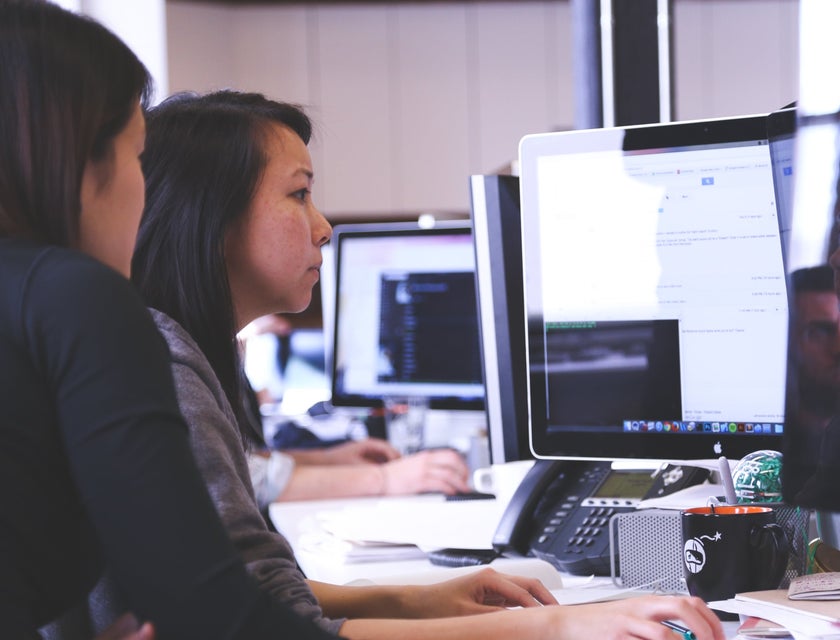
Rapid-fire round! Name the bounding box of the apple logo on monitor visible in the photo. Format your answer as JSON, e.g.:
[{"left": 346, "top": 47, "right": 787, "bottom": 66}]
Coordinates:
[{"left": 713, "top": 441, "right": 722, "bottom": 456}]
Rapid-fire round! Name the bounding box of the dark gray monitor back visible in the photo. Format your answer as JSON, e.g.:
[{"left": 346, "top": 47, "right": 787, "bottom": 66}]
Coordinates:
[{"left": 469, "top": 175, "right": 533, "bottom": 463}]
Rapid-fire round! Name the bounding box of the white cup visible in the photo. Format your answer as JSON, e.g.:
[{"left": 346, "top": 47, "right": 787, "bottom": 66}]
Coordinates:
[{"left": 472, "top": 460, "right": 535, "bottom": 505}]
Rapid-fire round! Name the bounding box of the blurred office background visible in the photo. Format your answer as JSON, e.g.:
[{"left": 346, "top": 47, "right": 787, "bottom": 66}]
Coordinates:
[
  {"left": 165, "top": 0, "right": 797, "bottom": 219},
  {"left": 56, "top": 0, "right": 797, "bottom": 221},
  {"left": 53, "top": 0, "right": 801, "bottom": 405}
]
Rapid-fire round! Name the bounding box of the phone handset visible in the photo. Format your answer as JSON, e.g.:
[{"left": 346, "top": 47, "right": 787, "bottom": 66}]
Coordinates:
[{"left": 492, "top": 459, "right": 591, "bottom": 556}]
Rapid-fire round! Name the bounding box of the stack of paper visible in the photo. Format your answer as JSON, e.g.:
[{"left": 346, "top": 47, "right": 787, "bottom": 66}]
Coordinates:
[
  {"left": 314, "top": 497, "right": 505, "bottom": 551},
  {"left": 788, "top": 573, "right": 840, "bottom": 601},
  {"left": 345, "top": 557, "right": 564, "bottom": 588},
  {"left": 292, "top": 496, "right": 506, "bottom": 564},
  {"left": 296, "top": 529, "right": 429, "bottom": 563},
  {"left": 709, "top": 588, "right": 840, "bottom": 639}
]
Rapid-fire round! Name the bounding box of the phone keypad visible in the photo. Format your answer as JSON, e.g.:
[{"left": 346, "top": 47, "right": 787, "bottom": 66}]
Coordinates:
[
  {"left": 528, "top": 462, "right": 638, "bottom": 575},
  {"left": 535, "top": 503, "right": 634, "bottom": 563},
  {"left": 567, "top": 506, "right": 616, "bottom": 546}
]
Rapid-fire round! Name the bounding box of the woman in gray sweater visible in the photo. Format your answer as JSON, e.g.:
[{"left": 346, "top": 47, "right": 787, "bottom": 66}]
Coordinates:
[{"left": 130, "top": 89, "right": 724, "bottom": 640}]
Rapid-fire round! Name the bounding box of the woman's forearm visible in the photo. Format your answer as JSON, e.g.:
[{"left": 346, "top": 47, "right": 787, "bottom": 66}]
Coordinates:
[
  {"left": 280, "top": 465, "right": 384, "bottom": 501},
  {"left": 337, "top": 607, "right": 549, "bottom": 640},
  {"left": 309, "top": 581, "right": 412, "bottom": 619},
  {"left": 326, "top": 590, "right": 726, "bottom": 640}
]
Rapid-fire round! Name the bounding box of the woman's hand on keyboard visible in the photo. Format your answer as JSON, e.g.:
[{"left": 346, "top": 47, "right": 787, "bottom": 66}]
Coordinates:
[{"left": 404, "top": 567, "right": 557, "bottom": 617}]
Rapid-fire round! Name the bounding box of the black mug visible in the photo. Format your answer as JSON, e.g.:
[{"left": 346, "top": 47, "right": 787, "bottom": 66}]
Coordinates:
[{"left": 681, "top": 505, "right": 788, "bottom": 604}]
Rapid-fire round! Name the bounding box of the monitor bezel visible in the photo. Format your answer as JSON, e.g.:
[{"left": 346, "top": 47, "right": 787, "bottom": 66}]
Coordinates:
[
  {"left": 469, "top": 174, "right": 533, "bottom": 463},
  {"left": 327, "top": 220, "right": 484, "bottom": 411},
  {"left": 520, "top": 113, "right": 788, "bottom": 462}
]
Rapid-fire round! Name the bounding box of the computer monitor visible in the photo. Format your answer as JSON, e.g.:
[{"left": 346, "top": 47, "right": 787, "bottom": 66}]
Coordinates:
[
  {"left": 519, "top": 113, "right": 788, "bottom": 462},
  {"left": 469, "top": 174, "right": 533, "bottom": 463},
  {"left": 779, "top": 104, "right": 840, "bottom": 513},
  {"left": 328, "top": 221, "right": 484, "bottom": 411},
  {"left": 320, "top": 240, "right": 336, "bottom": 390}
]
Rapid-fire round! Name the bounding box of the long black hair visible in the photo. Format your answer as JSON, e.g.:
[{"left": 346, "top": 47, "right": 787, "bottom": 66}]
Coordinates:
[
  {"left": 0, "top": 0, "right": 152, "bottom": 245},
  {"left": 132, "top": 90, "right": 313, "bottom": 431}
]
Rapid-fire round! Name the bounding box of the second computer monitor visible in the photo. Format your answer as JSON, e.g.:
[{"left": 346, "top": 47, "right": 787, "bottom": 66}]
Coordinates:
[
  {"left": 328, "top": 221, "right": 484, "bottom": 411},
  {"left": 469, "top": 174, "right": 533, "bottom": 463}
]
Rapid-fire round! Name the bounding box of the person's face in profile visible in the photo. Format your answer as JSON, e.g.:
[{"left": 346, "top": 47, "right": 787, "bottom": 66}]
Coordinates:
[
  {"left": 225, "top": 123, "right": 332, "bottom": 329},
  {"left": 78, "top": 103, "right": 146, "bottom": 277},
  {"left": 829, "top": 220, "right": 840, "bottom": 298},
  {"left": 795, "top": 288, "right": 840, "bottom": 390}
]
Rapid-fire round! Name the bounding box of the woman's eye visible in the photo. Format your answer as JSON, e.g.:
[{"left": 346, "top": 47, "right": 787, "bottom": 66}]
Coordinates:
[{"left": 292, "top": 188, "right": 310, "bottom": 202}]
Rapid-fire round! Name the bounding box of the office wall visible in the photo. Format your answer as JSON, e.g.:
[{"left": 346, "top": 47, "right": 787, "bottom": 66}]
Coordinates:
[
  {"left": 166, "top": 0, "right": 798, "bottom": 219},
  {"left": 56, "top": 0, "right": 169, "bottom": 104},
  {"left": 673, "top": 0, "right": 798, "bottom": 120}
]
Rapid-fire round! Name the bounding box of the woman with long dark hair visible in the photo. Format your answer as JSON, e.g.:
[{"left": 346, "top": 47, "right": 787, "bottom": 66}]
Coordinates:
[
  {"left": 0, "top": 4, "right": 337, "bottom": 639},
  {"left": 132, "top": 89, "right": 725, "bottom": 640}
]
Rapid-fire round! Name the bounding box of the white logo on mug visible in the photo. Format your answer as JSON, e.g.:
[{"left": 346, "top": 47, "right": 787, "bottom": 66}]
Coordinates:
[{"left": 683, "top": 532, "right": 722, "bottom": 574}]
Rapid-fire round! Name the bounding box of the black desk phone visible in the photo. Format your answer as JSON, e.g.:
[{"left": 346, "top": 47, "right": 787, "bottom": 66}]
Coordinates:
[{"left": 492, "top": 460, "right": 710, "bottom": 575}]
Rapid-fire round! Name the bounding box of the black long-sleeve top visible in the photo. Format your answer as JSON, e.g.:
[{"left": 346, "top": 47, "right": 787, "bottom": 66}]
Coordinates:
[{"left": 0, "top": 239, "right": 336, "bottom": 640}]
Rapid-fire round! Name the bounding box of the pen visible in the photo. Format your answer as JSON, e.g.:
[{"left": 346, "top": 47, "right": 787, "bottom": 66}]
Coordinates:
[
  {"left": 718, "top": 456, "right": 737, "bottom": 504},
  {"left": 661, "top": 620, "right": 697, "bottom": 640}
]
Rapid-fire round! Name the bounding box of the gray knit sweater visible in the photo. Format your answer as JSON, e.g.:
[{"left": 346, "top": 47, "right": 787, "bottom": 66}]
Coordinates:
[{"left": 150, "top": 309, "right": 344, "bottom": 635}]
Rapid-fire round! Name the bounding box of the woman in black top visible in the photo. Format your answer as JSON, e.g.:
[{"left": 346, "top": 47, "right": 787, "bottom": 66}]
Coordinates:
[{"left": 0, "top": 3, "right": 337, "bottom": 639}]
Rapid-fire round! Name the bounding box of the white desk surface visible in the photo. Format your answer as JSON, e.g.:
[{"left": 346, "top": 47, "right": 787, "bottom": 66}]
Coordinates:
[
  {"left": 270, "top": 494, "right": 494, "bottom": 585},
  {"left": 267, "top": 493, "right": 630, "bottom": 590},
  {"left": 269, "top": 494, "right": 742, "bottom": 637}
]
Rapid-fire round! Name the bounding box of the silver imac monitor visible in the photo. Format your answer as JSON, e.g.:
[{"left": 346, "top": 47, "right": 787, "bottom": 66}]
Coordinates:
[{"left": 519, "top": 113, "right": 788, "bottom": 462}]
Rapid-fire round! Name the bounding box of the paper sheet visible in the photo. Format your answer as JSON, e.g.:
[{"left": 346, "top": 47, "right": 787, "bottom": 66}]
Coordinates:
[
  {"left": 709, "top": 590, "right": 840, "bottom": 639},
  {"left": 788, "top": 573, "right": 840, "bottom": 600},
  {"left": 344, "top": 557, "right": 564, "bottom": 589},
  {"left": 296, "top": 530, "right": 429, "bottom": 563},
  {"left": 315, "top": 497, "right": 506, "bottom": 550},
  {"left": 637, "top": 483, "right": 725, "bottom": 510},
  {"left": 549, "top": 584, "right": 654, "bottom": 605}
]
